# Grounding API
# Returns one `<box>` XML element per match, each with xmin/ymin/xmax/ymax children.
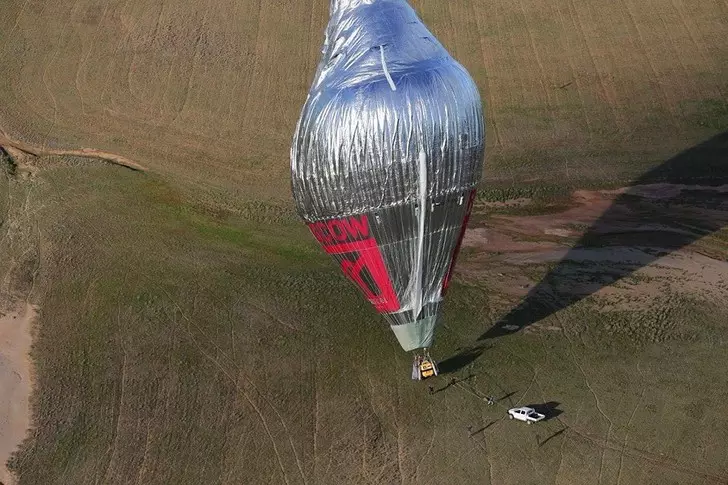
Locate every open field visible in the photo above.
<box><xmin>1</xmin><ymin>0</ymin><xmax>727</xmax><ymax>195</ymax></box>
<box><xmin>0</xmin><ymin>0</ymin><xmax>727</xmax><ymax>484</ymax></box>
<box><xmin>0</xmin><ymin>157</ymin><xmax>726</xmax><ymax>485</ymax></box>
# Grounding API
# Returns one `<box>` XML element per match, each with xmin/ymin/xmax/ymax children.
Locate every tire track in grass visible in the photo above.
<box><xmin>162</xmin><ymin>303</ymin><xmax>293</xmax><ymax>485</ymax></box>
<box><xmin>568</xmin><ymin>426</ymin><xmax>728</xmax><ymax>484</ymax></box>
<box><xmin>193</xmin><ymin>284</ymin><xmax>309</xmax><ymax>484</ymax></box>
<box><xmin>656</xmin><ymin>1</ymin><xmax>697</xmax><ymax>106</ymax></box>
<box><xmin>555</xmin><ymin>317</ymin><xmax>724</xmax><ymax>483</ymax></box>
<box><xmin>670</xmin><ymin>0</ymin><xmax>725</xmax><ymax>100</ymax></box>
<box><xmin>564</xmin><ymin>325</ymin><xmax>614</xmax><ymax>485</ymax></box>
<box><xmin>552</xmin><ymin>0</ymin><xmax>594</xmax><ymax>142</ymax></box>
<box><xmin>75</xmin><ymin>1</ymin><xmax>112</xmax><ymax>115</ymax></box>
<box><xmin>517</xmin><ymin>0</ymin><xmax>555</xmax><ymax>134</ymax></box>
<box><xmin>2</xmin><ymin>0</ymin><xmax>31</xmax><ymax>51</ymax></box>
<box><xmin>42</xmin><ymin>0</ymin><xmax>82</xmax><ymax>143</ymax></box>
<box><xmin>413</xmin><ymin>402</ymin><xmax>435</xmax><ymax>483</ymax></box>
<box><xmin>616</xmin><ymin>363</ymin><xmax>646</xmax><ymax>485</ymax></box>
<box><xmin>619</xmin><ymin>0</ymin><xmax>680</xmax><ymax>129</ymax></box>
<box><xmin>312</xmin><ymin>355</ymin><xmax>320</xmax><ymax>482</ymax></box>
<box><xmin>134</xmin><ymin>419</ymin><xmax>154</xmax><ymax>485</ymax></box>
<box><xmin>394</xmin><ymin>358</ymin><xmax>406</xmax><ymax>485</ymax></box>
<box><xmin>167</xmin><ymin>0</ymin><xmax>211</xmax><ymax>130</ymax></box>
<box><xmin>240</xmin><ymin>0</ymin><xmax>264</xmax><ymax>135</ymax></box>
<box><xmin>159</xmin><ymin>288</ymin><xmax>309</xmax><ymax>485</ymax></box>
<box><xmin>471</xmin><ymin>0</ymin><xmax>503</xmax><ymax>148</ymax></box>
<box><xmin>99</xmin><ymin>341</ymin><xmax>128</xmax><ymax>484</ymax></box>
<box><xmin>568</xmin><ymin>0</ymin><xmax>621</xmax><ymax>131</ymax></box>
<box><xmin>98</xmin><ymin>0</ymin><xmax>137</xmax><ymax>112</ymax></box>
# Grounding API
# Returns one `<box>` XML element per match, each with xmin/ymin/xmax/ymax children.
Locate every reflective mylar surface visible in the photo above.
<box><xmin>291</xmin><ymin>0</ymin><xmax>485</xmax><ymax>351</ymax></box>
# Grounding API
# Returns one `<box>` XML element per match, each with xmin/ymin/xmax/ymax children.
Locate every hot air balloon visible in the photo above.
<box><xmin>291</xmin><ymin>0</ymin><xmax>485</xmax><ymax>379</ymax></box>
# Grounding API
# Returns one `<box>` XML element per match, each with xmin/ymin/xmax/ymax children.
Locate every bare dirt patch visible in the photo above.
<box><xmin>489</xmin><ymin>189</ymin><xmax>625</xmax><ymax>241</ymax></box>
<box><xmin>0</xmin><ymin>302</ymin><xmax>35</xmax><ymax>485</ymax></box>
<box><xmin>462</xmin><ymin>184</ymin><xmax>728</xmax><ymax>305</ymax></box>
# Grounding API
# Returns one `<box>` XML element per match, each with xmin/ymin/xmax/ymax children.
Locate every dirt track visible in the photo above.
<box><xmin>0</xmin><ymin>302</ymin><xmax>35</xmax><ymax>485</ymax></box>
<box><xmin>0</xmin><ymin>129</ymin><xmax>146</xmax><ymax>172</ymax></box>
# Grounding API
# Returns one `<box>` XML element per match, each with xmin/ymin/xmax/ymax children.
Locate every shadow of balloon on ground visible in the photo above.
<box><xmin>441</xmin><ymin>131</ymin><xmax>728</xmax><ymax>373</ymax></box>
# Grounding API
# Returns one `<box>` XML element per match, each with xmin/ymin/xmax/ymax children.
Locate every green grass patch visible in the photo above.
<box><xmin>3</xmin><ymin>161</ymin><xmax>727</xmax><ymax>485</ymax></box>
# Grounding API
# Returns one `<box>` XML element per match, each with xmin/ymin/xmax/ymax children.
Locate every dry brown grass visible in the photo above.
<box><xmin>1</xmin><ymin>0</ymin><xmax>726</xmax><ymax>198</ymax></box>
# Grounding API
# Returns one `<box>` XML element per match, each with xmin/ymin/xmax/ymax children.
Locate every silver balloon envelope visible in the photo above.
<box><xmin>291</xmin><ymin>0</ymin><xmax>485</xmax><ymax>351</ymax></box>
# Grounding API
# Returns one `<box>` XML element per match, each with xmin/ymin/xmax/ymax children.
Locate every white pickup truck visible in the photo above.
<box><xmin>508</xmin><ymin>406</ymin><xmax>545</xmax><ymax>424</ymax></box>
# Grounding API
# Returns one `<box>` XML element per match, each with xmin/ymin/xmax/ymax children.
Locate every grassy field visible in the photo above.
<box><xmin>1</xmin><ymin>0</ymin><xmax>727</xmax><ymax>484</ymax></box>
<box><xmin>1</xmin><ymin>159</ymin><xmax>726</xmax><ymax>485</ymax></box>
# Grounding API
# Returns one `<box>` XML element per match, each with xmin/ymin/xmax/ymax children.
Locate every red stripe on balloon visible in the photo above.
<box><xmin>442</xmin><ymin>189</ymin><xmax>476</xmax><ymax>296</ymax></box>
<box><xmin>308</xmin><ymin>215</ymin><xmax>400</xmax><ymax>313</ymax></box>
